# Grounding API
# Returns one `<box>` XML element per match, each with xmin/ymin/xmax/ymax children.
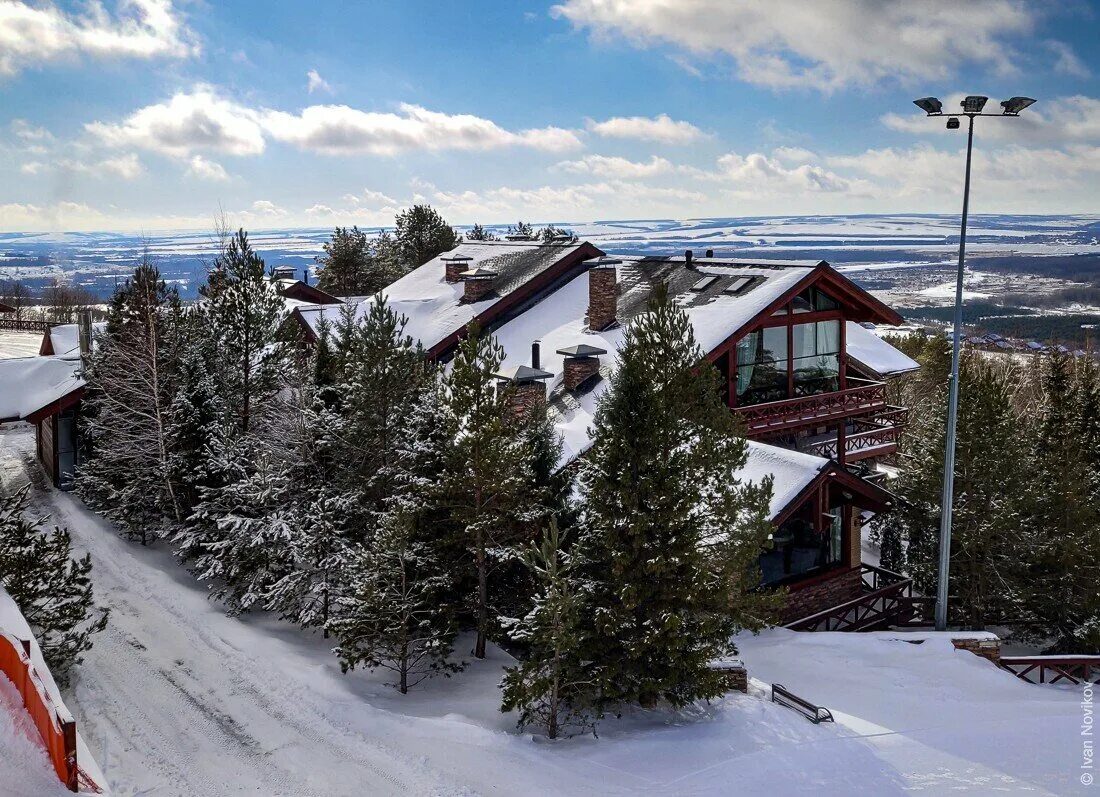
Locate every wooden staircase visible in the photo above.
<box><xmin>784</xmin><ymin>564</ymin><xmax>935</xmax><ymax>632</ymax></box>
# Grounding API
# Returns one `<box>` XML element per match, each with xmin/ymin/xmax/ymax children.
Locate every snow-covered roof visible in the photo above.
<box><xmin>294</xmin><ymin>240</ymin><xmax>588</xmax><ymax>352</ymax></box>
<box><xmin>43</xmin><ymin>322</ymin><xmax>105</xmax><ymax>356</ymax></box>
<box><xmin>490</xmin><ymin>262</ymin><xmax>830</xmax><ymax>517</ymax></box>
<box><xmin>0</xmin><ymin>355</ymin><xmax>84</xmax><ymax>421</ymax></box>
<box><xmin>845</xmin><ymin>322</ymin><xmax>920</xmax><ymax>378</ymax></box>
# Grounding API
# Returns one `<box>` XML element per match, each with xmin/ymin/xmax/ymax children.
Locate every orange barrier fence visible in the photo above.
<box><xmin>0</xmin><ymin>631</ymin><xmax>97</xmax><ymax>793</ymax></box>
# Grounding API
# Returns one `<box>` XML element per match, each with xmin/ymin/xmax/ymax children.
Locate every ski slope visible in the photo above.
<box><xmin>0</xmin><ymin>421</ymin><xmax>1089</xmax><ymax>795</ymax></box>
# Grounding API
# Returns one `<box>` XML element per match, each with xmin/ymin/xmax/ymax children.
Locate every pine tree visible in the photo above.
<box><xmin>574</xmin><ymin>284</ymin><xmax>776</xmax><ymax>710</ymax></box>
<box><xmin>77</xmin><ymin>257</ymin><xmax>186</xmax><ymax>542</ymax></box>
<box><xmin>0</xmin><ymin>486</ymin><xmax>108</xmax><ymax>685</ymax></box>
<box><xmin>439</xmin><ymin>325</ymin><xmax>543</xmax><ymax>659</ymax></box>
<box><xmin>394</xmin><ymin>205</ymin><xmax>459</xmax><ymax>269</ymax></box>
<box><xmin>332</xmin><ymin>378</ymin><xmax>461</xmax><ymax>692</ymax></box>
<box><xmin>315</xmin><ymin>226</ymin><xmax>405</xmax><ymax>296</ymax></box>
<box><xmin>874</xmin><ymin>354</ymin><xmax>1028</xmax><ymax>627</ymax></box>
<box><xmin>466</xmin><ymin>224</ymin><xmax>496</xmax><ymax>241</ymax></box>
<box><xmin>1019</xmin><ymin>352</ymin><xmax>1100</xmax><ymax>651</ymax></box>
<box><xmin>203</xmin><ymin>228</ymin><xmax>286</xmax><ymax>435</ymax></box>
<box><xmin>500</xmin><ymin>520</ymin><xmax>593</xmax><ymax>738</ymax></box>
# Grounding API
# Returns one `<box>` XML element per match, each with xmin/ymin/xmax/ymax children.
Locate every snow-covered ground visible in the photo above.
<box><xmin>0</xmin><ymin>422</ymin><xmax>1089</xmax><ymax>795</ymax></box>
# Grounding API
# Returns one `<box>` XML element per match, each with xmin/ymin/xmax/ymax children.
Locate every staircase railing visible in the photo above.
<box><xmin>785</xmin><ymin>564</ymin><xmax>934</xmax><ymax>632</ymax></box>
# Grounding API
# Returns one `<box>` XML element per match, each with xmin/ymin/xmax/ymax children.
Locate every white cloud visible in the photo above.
<box><xmin>712</xmin><ymin>151</ymin><xmax>860</xmax><ymax>195</ymax></box>
<box><xmin>17</xmin><ymin>153</ymin><xmax>144</xmax><ymax>179</ymax></box>
<box><xmin>772</xmin><ymin>146</ymin><xmax>817</xmax><ymax>164</ymax></box>
<box><xmin>307</xmin><ymin>69</ymin><xmax>333</xmax><ymax>95</ymax></box>
<box><xmin>185</xmin><ymin>154</ymin><xmax>229</xmax><ymax>181</ymax></box>
<box><xmin>0</xmin><ymin>200</ymin><xmax>111</xmax><ymax>231</ymax></box>
<box><xmin>261</xmin><ymin>102</ymin><xmax>582</xmax><ymax>155</ymax></box>
<box><xmin>10</xmin><ymin>119</ymin><xmax>53</xmax><ymax>142</ymax></box>
<box><xmin>86</xmin><ymin>86</ymin><xmax>266</xmax><ymax>157</ymax></box>
<box><xmin>0</xmin><ymin>0</ymin><xmax>199</xmax><ymax>77</ymax></box>
<box><xmin>555</xmin><ymin>154</ymin><xmax>673</xmax><ymax>179</ymax></box>
<box><xmin>249</xmin><ymin>200</ymin><xmax>287</xmax><ymax>217</ymax></box>
<box><xmin>1045</xmin><ymin>40</ymin><xmax>1090</xmax><ymax>78</ymax></box>
<box><xmin>343</xmin><ymin>189</ymin><xmax>399</xmax><ymax>207</ymax></box>
<box><xmin>554</xmin><ymin>0</ymin><xmax>1034</xmax><ymax>91</ymax></box>
<box><xmin>587</xmin><ymin>113</ymin><xmax>706</xmax><ymax>144</ymax></box>
<box><xmin>87</xmin><ymin>89</ymin><xmax>583</xmax><ymax>159</ymax></box>
<box><xmin>20</xmin><ymin>161</ymin><xmax>45</xmax><ymax>175</ymax></box>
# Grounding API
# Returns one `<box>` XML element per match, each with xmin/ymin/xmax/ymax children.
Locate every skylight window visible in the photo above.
<box><xmin>690</xmin><ymin>275</ymin><xmax>718</xmax><ymax>292</ymax></box>
<box><xmin>724</xmin><ymin>276</ymin><xmax>754</xmax><ymax>295</ymax></box>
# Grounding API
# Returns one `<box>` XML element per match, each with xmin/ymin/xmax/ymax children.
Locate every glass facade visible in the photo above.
<box><xmin>759</xmin><ymin>510</ymin><xmax>845</xmax><ymax>586</ymax></box>
<box><xmin>734</xmin><ymin>286</ymin><xmax>842</xmax><ymax>406</ymax></box>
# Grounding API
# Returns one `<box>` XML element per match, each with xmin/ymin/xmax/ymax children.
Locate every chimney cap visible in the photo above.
<box><xmin>584</xmin><ymin>255</ymin><xmax>622</xmax><ymax>269</ymax></box>
<box><xmin>504</xmin><ymin>233</ymin><xmax>534</xmax><ymax>241</ymax></box>
<box><xmin>556</xmin><ymin>343</ymin><xmax>608</xmax><ymax>358</ymax></box>
<box><xmin>460</xmin><ymin>266</ymin><xmax>498</xmax><ymax>279</ymax></box>
<box><xmin>493</xmin><ymin>364</ymin><xmax>554</xmax><ymax>383</ymax></box>
<box><xmin>442</xmin><ymin>252</ymin><xmax>474</xmax><ymax>263</ymax></box>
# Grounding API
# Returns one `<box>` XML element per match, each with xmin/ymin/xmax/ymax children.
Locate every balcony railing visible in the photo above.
<box><xmin>804</xmin><ymin>406</ymin><xmax>909</xmax><ymax>461</ymax></box>
<box><xmin>734</xmin><ymin>379</ymin><xmax>889</xmax><ymax>438</ymax></box>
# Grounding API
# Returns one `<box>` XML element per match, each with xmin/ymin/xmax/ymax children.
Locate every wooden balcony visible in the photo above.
<box><xmin>734</xmin><ymin>379</ymin><xmax>890</xmax><ymax>438</ymax></box>
<box><xmin>803</xmin><ymin>406</ymin><xmax>909</xmax><ymax>462</ymax></box>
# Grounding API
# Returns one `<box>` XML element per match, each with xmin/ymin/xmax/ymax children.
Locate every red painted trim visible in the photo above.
<box><xmin>279</xmin><ymin>282</ymin><xmax>342</xmax><ymax>306</ymax></box>
<box><xmin>771</xmin><ymin>461</ymin><xmax>894</xmax><ymax>527</ymax></box>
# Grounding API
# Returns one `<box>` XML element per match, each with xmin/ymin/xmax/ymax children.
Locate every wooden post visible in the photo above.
<box><xmin>61</xmin><ymin>720</ymin><xmax>78</xmax><ymax>792</ymax></box>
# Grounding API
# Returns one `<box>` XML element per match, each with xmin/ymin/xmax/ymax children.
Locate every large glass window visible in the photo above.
<box><xmin>736</xmin><ymin>326</ymin><xmax>788</xmax><ymax>405</ymax></box>
<box><xmin>792</xmin><ymin>319</ymin><xmax>840</xmax><ymax>397</ymax></box>
<box><xmin>759</xmin><ymin>511</ymin><xmax>844</xmax><ymax>586</ymax></box>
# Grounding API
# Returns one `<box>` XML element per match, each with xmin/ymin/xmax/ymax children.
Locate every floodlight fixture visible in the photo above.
<box><xmin>962</xmin><ymin>95</ymin><xmax>988</xmax><ymax>114</ymax></box>
<box><xmin>946</xmin><ymin>117</ymin><xmax>961</xmax><ymax>130</ymax></box>
<box><xmin>913</xmin><ymin>96</ymin><xmax>943</xmax><ymax>115</ymax></box>
<box><xmin>1000</xmin><ymin>96</ymin><xmax>1036</xmax><ymax>116</ymax></box>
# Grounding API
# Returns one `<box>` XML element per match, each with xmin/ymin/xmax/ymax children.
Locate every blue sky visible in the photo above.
<box><xmin>1</xmin><ymin>0</ymin><xmax>1098</xmax><ymax>232</ymax></box>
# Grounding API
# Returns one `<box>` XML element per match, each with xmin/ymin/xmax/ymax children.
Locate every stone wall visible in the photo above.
<box><xmin>951</xmin><ymin>637</ymin><xmax>1002</xmax><ymax>664</ymax></box>
<box><xmin>780</xmin><ymin>566</ymin><xmax>864</xmax><ymax>624</ymax></box>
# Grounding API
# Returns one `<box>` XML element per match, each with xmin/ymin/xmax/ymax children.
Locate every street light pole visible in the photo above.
<box><xmin>935</xmin><ymin>112</ymin><xmax>974</xmax><ymax>632</ymax></box>
<box><xmin>910</xmin><ymin>95</ymin><xmax>1035</xmax><ymax>632</ymax></box>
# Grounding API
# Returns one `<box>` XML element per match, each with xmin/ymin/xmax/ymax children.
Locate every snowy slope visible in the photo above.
<box><xmin>0</xmin><ymin>423</ymin><xmax>1087</xmax><ymax>795</ymax></box>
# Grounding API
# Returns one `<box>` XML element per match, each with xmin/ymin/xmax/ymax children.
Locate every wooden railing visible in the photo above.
<box><xmin>772</xmin><ymin>683</ymin><xmax>834</xmax><ymax>724</ymax></box>
<box><xmin>0</xmin><ymin>317</ymin><xmax>57</xmax><ymax>333</ymax></box>
<box><xmin>804</xmin><ymin>406</ymin><xmax>909</xmax><ymax>461</ymax></box>
<box><xmin>999</xmin><ymin>656</ymin><xmax>1100</xmax><ymax>686</ymax></box>
<box><xmin>785</xmin><ymin>564</ymin><xmax>935</xmax><ymax>632</ymax></box>
<box><xmin>734</xmin><ymin>380</ymin><xmax>889</xmax><ymax>437</ymax></box>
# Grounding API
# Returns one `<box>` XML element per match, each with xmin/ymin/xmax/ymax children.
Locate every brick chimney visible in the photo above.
<box><xmin>585</xmin><ymin>256</ymin><xmax>620</xmax><ymax>332</ymax></box>
<box><xmin>442</xmin><ymin>253</ymin><xmax>473</xmax><ymax>283</ymax></box>
<box><xmin>461</xmin><ymin>267</ymin><xmax>497</xmax><ymax>303</ymax></box>
<box><xmin>494</xmin><ymin>349</ymin><xmax>553</xmax><ymax>419</ymax></box>
<box><xmin>557</xmin><ymin>343</ymin><xmax>607</xmax><ymax>391</ymax></box>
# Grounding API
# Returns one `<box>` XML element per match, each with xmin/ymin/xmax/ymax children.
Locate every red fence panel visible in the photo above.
<box><xmin>0</xmin><ymin>632</ymin><xmax>90</xmax><ymax>792</ymax></box>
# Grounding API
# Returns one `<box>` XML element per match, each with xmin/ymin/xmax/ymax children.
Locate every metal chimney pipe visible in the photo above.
<box><xmin>78</xmin><ymin>309</ymin><xmax>92</xmax><ymax>358</ymax></box>
<box><xmin>705</xmin><ymin>248</ymin><xmax>714</xmax><ymax>258</ymax></box>
<box><xmin>302</xmin><ymin>268</ymin><xmax>309</xmax><ymax>285</ymax></box>
<box><xmin>685</xmin><ymin>250</ymin><xmax>694</xmax><ymax>269</ymax></box>
<box><xmin>531</xmin><ymin>340</ymin><xmax>541</xmax><ymax>370</ymax></box>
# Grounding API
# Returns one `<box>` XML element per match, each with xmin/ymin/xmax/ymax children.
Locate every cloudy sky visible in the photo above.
<box><xmin>1</xmin><ymin>0</ymin><xmax>1097</xmax><ymax>232</ymax></box>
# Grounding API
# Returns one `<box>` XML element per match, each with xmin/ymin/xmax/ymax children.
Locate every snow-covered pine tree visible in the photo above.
<box><xmin>332</xmin><ymin>378</ymin><xmax>461</xmax><ymax>691</ymax></box>
<box><xmin>574</xmin><ymin>283</ymin><xmax>776</xmax><ymax>710</ymax></box>
<box><xmin>186</xmin><ymin>448</ymin><xmax>295</xmax><ymax>614</ymax></box>
<box><xmin>0</xmin><ymin>486</ymin><xmax>108</xmax><ymax>685</ymax></box>
<box><xmin>203</xmin><ymin>228</ymin><xmax>286</xmax><ymax>436</ymax></box>
<box><xmin>500</xmin><ymin>519</ymin><xmax>593</xmax><ymax>738</ymax></box>
<box><xmin>394</xmin><ymin>204</ymin><xmax>459</xmax><ymax>269</ymax></box>
<box><xmin>315</xmin><ymin>226</ymin><xmax>406</xmax><ymax>297</ymax></box>
<box><xmin>77</xmin><ymin>257</ymin><xmax>186</xmax><ymax>543</ymax></box>
<box><xmin>439</xmin><ymin>325</ymin><xmax>543</xmax><ymax>660</ymax></box>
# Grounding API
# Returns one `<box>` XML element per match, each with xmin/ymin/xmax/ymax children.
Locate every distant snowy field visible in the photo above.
<box><xmin>2</xmin><ymin>214</ymin><xmax>1097</xmax><ymax>301</ymax></box>
<box><xmin>0</xmin><ymin>422</ymin><xmax>1088</xmax><ymax>796</ymax></box>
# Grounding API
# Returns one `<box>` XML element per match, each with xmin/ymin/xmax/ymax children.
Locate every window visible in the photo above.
<box><xmin>794</xmin><ymin>286</ymin><xmax>839</xmax><ymax>313</ymax></box>
<box><xmin>725</xmin><ymin>276</ymin><xmax>754</xmax><ymax>295</ymax></box>
<box><xmin>791</xmin><ymin>320</ymin><xmax>840</xmax><ymax>396</ymax></box>
<box><xmin>736</xmin><ymin>326</ymin><xmax>788</xmax><ymax>405</ymax></box>
<box><xmin>759</xmin><ymin>511</ymin><xmax>845</xmax><ymax>586</ymax></box>
<box><xmin>690</xmin><ymin>275</ymin><xmax>718</xmax><ymax>292</ymax></box>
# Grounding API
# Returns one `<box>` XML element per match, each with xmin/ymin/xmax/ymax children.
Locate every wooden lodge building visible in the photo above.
<box><xmin>285</xmin><ymin>240</ymin><xmax>919</xmax><ymax>623</ymax></box>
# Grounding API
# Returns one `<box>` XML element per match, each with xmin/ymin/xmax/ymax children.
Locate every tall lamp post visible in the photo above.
<box><xmin>912</xmin><ymin>94</ymin><xmax>1036</xmax><ymax>631</ymax></box>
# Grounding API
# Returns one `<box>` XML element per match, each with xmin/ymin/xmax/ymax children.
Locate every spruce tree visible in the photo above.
<box><xmin>574</xmin><ymin>284</ymin><xmax>776</xmax><ymax>710</ymax></box>
<box><xmin>500</xmin><ymin>520</ymin><xmax>593</xmax><ymax>738</ymax></box>
<box><xmin>439</xmin><ymin>325</ymin><xmax>542</xmax><ymax>659</ymax></box>
<box><xmin>0</xmin><ymin>487</ymin><xmax>108</xmax><ymax>685</ymax></box>
<box><xmin>394</xmin><ymin>204</ymin><xmax>459</xmax><ymax>269</ymax></box>
<box><xmin>466</xmin><ymin>224</ymin><xmax>496</xmax><ymax>241</ymax></box>
<box><xmin>315</xmin><ymin>226</ymin><xmax>405</xmax><ymax>296</ymax></box>
<box><xmin>332</xmin><ymin>378</ymin><xmax>461</xmax><ymax>691</ymax></box>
